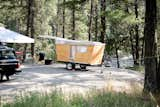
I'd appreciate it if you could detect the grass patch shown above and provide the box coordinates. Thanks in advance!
[126,65,144,72]
[3,90,156,107]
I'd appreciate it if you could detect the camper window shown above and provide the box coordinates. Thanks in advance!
[77,46,87,53]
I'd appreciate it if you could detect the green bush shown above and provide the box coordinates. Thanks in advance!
[36,39,56,61]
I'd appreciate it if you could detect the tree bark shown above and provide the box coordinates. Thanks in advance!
[88,0,93,41]
[100,0,106,43]
[144,1,160,106]
[72,1,76,40]
[129,29,136,64]
[158,56,160,89]
[62,0,65,38]
[23,0,32,62]
[56,0,60,37]
[30,0,35,59]
[144,0,157,93]
[141,37,144,64]
[94,2,98,41]
[135,0,140,65]
[116,47,120,68]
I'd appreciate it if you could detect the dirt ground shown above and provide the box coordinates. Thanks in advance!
[0,63,144,104]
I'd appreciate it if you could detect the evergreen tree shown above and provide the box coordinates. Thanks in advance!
[144,0,160,106]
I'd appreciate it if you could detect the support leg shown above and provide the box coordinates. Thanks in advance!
[0,74,3,81]
[6,75,9,81]
[71,63,75,70]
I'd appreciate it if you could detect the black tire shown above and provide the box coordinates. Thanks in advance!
[66,63,76,70]
[80,64,86,70]
[66,63,72,70]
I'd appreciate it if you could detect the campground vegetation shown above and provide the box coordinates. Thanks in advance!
[3,90,156,107]
[0,0,160,106]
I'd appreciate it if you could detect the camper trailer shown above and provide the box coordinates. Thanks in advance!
[51,37,105,70]
[39,36,105,70]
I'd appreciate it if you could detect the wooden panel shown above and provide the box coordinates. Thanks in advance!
[56,44,105,65]
[56,44,70,62]
[74,46,93,64]
[90,45,105,65]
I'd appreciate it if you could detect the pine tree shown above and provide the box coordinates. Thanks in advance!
[100,0,106,43]
[144,0,160,106]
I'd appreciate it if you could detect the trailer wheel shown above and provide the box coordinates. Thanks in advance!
[66,63,76,70]
[80,64,86,70]
[66,63,72,70]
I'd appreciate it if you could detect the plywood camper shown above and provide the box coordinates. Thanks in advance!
[39,36,105,70]
[55,38,105,68]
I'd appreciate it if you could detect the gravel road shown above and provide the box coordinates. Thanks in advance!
[0,63,144,104]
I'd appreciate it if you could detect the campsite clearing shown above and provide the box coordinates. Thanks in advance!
[0,63,143,104]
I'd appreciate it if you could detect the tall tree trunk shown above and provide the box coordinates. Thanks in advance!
[23,0,35,62]
[144,0,160,105]
[144,0,157,92]
[157,0,160,90]
[88,0,93,41]
[62,0,65,38]
[23,0,32,62]
[158,56,160,89]
[23,44,27,63]
[157,58,160,106]
[135,0,140,65]
[141,37,144,64]
[100,0,106,43]
[115,46,120,68]
[72,2,76,40]
[56,0,60,37]
[129,29,136,64]
[51,24,55,36]
[94,2,98,41]
[30,0,35,59]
